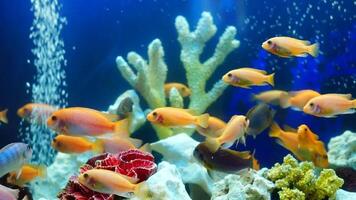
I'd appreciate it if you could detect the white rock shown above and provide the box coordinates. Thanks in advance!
[150,134,214,193]
[335,189,356,200]
[328,131,356,170]
[31,152,93,200]
[131,161,191,200]
[211,169,274,200]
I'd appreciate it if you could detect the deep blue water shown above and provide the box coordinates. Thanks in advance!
[0,0,355,167]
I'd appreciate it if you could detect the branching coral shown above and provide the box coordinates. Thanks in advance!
[266,154,344,200]
[116,12,239,139]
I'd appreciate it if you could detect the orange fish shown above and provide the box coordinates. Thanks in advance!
[7,164,46,186]
[303,93,356,117]
[78,169,145,198]
[17,103,57,124]
[280,90,320,110]
[196,116,226,138]
[164,83,191,97]
[52,134,143,154]
[52,135,104,154]
[262,36,319,58]
[222,68,274,88]
[297,125,328,168]
[146,107,209,128]
[47,107,129,137]
[207,115,249,152]
[0,109,8,124]
[254,90,288,106]
[269,122,328,168]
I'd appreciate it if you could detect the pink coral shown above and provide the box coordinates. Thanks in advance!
[58,149,157,200]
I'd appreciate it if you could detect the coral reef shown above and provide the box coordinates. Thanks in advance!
[328,130,356,170]
[116,11,239,139]
[31,152,93,200]
[266,154,344,200]
[107,90,146,133]
[335,189,356,200]
[58,150,157,199]
[211,168,274,200]
[131,161,192,200]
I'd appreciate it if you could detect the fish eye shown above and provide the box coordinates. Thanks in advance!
[309,103,314,107]
[51,115,57,121]
[323,155,328,159]
[83,173,89,179]
[304,128,307,132]
[227,73,232,77]
[267,40,272,45]
[152,112,157,116]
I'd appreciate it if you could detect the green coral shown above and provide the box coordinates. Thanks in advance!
[266,154,344,200]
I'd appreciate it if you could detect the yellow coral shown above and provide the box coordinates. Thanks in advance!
[266,154,344,200]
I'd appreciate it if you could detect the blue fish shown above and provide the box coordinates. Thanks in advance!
[0,143,32,178]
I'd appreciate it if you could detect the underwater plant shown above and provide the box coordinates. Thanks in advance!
[266,154,344,200]
[116,11,239,139]
[58,149,157,199]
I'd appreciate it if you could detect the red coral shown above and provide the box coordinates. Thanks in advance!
[58,149,157,200]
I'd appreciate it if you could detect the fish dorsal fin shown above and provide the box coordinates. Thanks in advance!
[183,109,197,115]
[283,125,297,133]
[325,93,352,100]
[100,112,120,122]
[0,143,16,153]
[300,40,311,45]
[240,68,267,74]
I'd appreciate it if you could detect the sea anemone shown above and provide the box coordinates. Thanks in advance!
[58,149,157,200]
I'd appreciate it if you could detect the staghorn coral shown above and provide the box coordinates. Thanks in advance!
[266,154,344,200]
[116,12,239,139]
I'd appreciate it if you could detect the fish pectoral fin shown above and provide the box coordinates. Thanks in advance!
[100,112,120,122]
[16,168,23,180]
[296,53,308,57]
[120,174,139,184]
[222,141,235,149]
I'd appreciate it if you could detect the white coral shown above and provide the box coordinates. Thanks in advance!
[328,130,356,170]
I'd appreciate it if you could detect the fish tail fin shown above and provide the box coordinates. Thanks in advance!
[352,99,356,108]
[128,137,143,148]
[196,113,210,128]
[266,73,275,87]
[92,139,104,154]
[113,118,130,136]
[205,137,221,153]
[269,122,281,138]
[0,109,8,124]
[134,182,148,199]
[38,165,47,179]
[280,92,291,108]
[251,150,260,170]
[308,43,319,57]
[139,143,151,153]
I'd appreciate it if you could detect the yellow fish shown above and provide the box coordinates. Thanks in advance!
[164,83,191,97]
[147,107,209,128]
[47,107,129,137]
[254,90,288,106]
[303,93,356,117]
[207,115,249,152]
[269,122,328,168]
[17,103,57,124]
[78,169,145,198]
[7,164,46,186]
[0,109,8,124]
[297,125,328,168]
[196,116,226,138]
[222,68,274,88]
[280,89,320,110]
[262,36,319,58]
